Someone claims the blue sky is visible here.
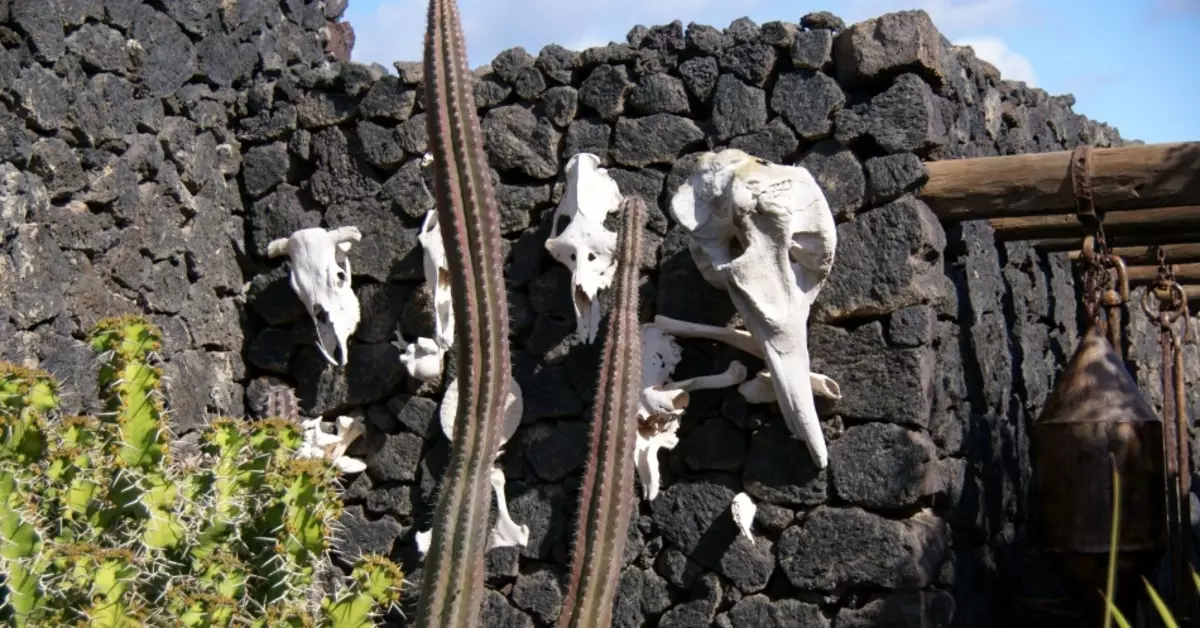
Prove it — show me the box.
[343,0,1199,144]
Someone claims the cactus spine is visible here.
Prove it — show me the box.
[559,198,647,628]
[0,316,402,627]
[416,0,514,626]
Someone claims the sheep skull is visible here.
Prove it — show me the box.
[267,226,362,366]
[669,149,838,468]
[544,153,622,344]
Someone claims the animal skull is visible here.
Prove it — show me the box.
[669,148,839,468]
[395,210,453,382]
[544,153,623,344]
[638,325,748,501]
[267,226,363,366]
[436,375,529,550]
[418,209,454,349]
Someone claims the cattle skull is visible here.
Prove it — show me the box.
[267,226,363,366]
[669,149,839,468]
[544,153,623,344]
[296,415,367,474]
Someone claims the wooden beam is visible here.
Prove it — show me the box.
[921,142,1200,221]
[1126,263,1200,284]
[1066,244,1200,265]
[1035,234,1200,252]
[990,205,1200,241]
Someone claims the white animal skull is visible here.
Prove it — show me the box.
[267,226,363,366]
[544,153,623,344]
[669,149,839,468]
[637,325,748,501]
[418,209,454,349]
[437,375,529,550]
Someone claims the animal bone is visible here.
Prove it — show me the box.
[652,315,843,405]
[392,333,446,382]
[394,209,454,383]
[437,375,529,550]
[731,492,756,544]
[296,415,367,474]
[544,153,623,344]
[669,149,839,468]
[637,324,748,501]
[418,209,454,349]
[267,226,363,366]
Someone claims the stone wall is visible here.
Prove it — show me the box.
[6,2,1196,627]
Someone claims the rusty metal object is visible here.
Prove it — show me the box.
[1033,325,1167,625]
[1142,256,1195,623]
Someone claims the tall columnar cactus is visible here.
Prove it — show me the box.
[0,316,402,628]
[415,0,514,625]
[559,197,647,628]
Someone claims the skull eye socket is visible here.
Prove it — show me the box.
[336,270,346,282]
[570,253,576,261]
[587,252,596,262]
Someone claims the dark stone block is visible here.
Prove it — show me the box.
[830,422,938,509]
[578,64,634,121]
[711,74,767,141]
[743,419,827,505]
[612,114,704,167]
[771,70,844,141]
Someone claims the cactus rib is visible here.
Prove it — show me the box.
[416,0,513,626]
[559,197,647,628]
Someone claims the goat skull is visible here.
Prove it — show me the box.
[267,226,362,366]
[669,149,838,468]
[544,153,622,344]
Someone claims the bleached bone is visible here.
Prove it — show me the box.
[544,153,623,344]
[296,415,367,474]
[731,492,756,544]
[415,529,433,557]
[267,226,363,366]
[669,149,839,468]
[418,209,454,349]
[637,325,748,501]
[392,333,446,382]
[435,375,529,550]
[652,315,842,404]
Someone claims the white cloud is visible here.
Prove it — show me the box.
[954,36,1038,86]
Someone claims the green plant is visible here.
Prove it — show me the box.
[415,0,515,625]
[0,315,402,627]
[558,198,646,628]
[1102,455,1198,628]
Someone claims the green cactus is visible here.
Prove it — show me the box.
[415,0,515,626]
[0,316,403,627]
[558,197,647,628]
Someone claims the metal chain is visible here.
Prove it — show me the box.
[1071,144,1117,329]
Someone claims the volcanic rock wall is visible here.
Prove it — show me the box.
[7,2,1196,627]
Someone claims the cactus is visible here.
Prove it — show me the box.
[0,315,403,627]
[414,0,515,626]
[559,197,647,628]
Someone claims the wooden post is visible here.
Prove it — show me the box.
[1036,235,1200,252]
[920,142,1200,221]
[989,206,1200,241]
[1066,244,1200,265]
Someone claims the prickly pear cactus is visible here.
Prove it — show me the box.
[0,315,403,627]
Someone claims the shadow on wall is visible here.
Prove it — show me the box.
[0,1,1163,627]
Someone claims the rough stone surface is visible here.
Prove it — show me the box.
[0,6,1137,627]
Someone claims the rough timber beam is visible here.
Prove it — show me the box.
[989,205,1200,241]
[1065,244,1200,265]
[1124,263,1200,284]
[921,142,1200,221]
[1035,234,1200,252]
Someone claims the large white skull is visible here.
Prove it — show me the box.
[544,153,622,344]
[669,148,839,468]
[267,226,362,366]
[437,376,529,550]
